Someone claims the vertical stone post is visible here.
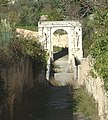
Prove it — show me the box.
[78,65,82,85]
[51,28,54,61]
[45,27,52,81]
[68,27,74,62]
[75,26,83,59]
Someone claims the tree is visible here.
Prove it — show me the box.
[0,0,8,6]
[17,0,41,26]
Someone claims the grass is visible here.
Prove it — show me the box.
[70,87,100,120]
[53,46,62,53]
[17,25,38,31]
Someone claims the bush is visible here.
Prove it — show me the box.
[89,7,108,90]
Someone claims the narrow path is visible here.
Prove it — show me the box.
[46,52,85,120]
[46,54,74,119]
[46,85,73,120]
[51,54,73,86]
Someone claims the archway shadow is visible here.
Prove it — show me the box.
[53,47,68,61]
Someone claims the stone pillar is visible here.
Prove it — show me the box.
[45,27,52,81]
[74,26,83,59]
[74,66,78,80]
[38,26,48,50]
[68,27,74,62]
[78,65,82,85]
[51,28,54,61]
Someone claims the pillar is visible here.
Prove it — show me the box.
[68,27,74,62]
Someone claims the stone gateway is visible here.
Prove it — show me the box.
[38,21,83,80]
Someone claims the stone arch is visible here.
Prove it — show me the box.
[52,29,68,61]
[38,21,83,62]
[38,21,83,80]
[52,28,68,47]
[51,27,69,35]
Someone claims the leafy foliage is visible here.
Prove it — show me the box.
[0,0,8,6]
[16,0,42,26]
[0,19,47,120]
[0,19,12,32]
[0,19,47,74]
[0,0,98,28]
[0,0,108,91]
[0,34,47,75]
[11,36,47,75]
[89,6,108,90]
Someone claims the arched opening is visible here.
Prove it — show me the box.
[52,29,68,61]
[38,21,83,81]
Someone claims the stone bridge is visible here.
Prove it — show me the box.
[38,21,83,83]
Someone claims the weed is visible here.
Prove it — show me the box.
[71,87,100,120]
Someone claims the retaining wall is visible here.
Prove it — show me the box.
[0,57,46,120]
[78,57,108,120]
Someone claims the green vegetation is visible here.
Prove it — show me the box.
[88,6,108,90]
[0,1,108,120]
[78,1,108,90]
[0,18,46,70]
[0,33,47,73]
[0,0,107,90]
[0,8,48,119]
[0,0,8,6]
[53,46,62,53]
[71,87,99,120]
[0,19,47,111]
[0,0,96,30]
[11,36,47,75]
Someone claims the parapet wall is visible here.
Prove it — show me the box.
[78,57,108,120]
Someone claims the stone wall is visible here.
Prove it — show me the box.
[16,28,68,48]
[78,57,108,120]
[0,57,45,120]
[53,34,68,47]
[16,28,39,39]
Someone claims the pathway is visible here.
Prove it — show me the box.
[51,54,74,86]
[46,54,74,120]
[46,53,85,120]
[46,85,73,120]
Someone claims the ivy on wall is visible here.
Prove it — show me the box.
[89,7,108,90]
[11,36,47,75]
[0,19,47,73]
[0,19,47,120]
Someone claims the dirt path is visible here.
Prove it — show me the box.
[45,52,85,120]
[46,85,73,120]
[45,53,74,120]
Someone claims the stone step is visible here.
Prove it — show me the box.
[53,73,74,86]
[54,61,69,65]
[52,55,73,86]
[54,61,73,73]
[54,66,73,73]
